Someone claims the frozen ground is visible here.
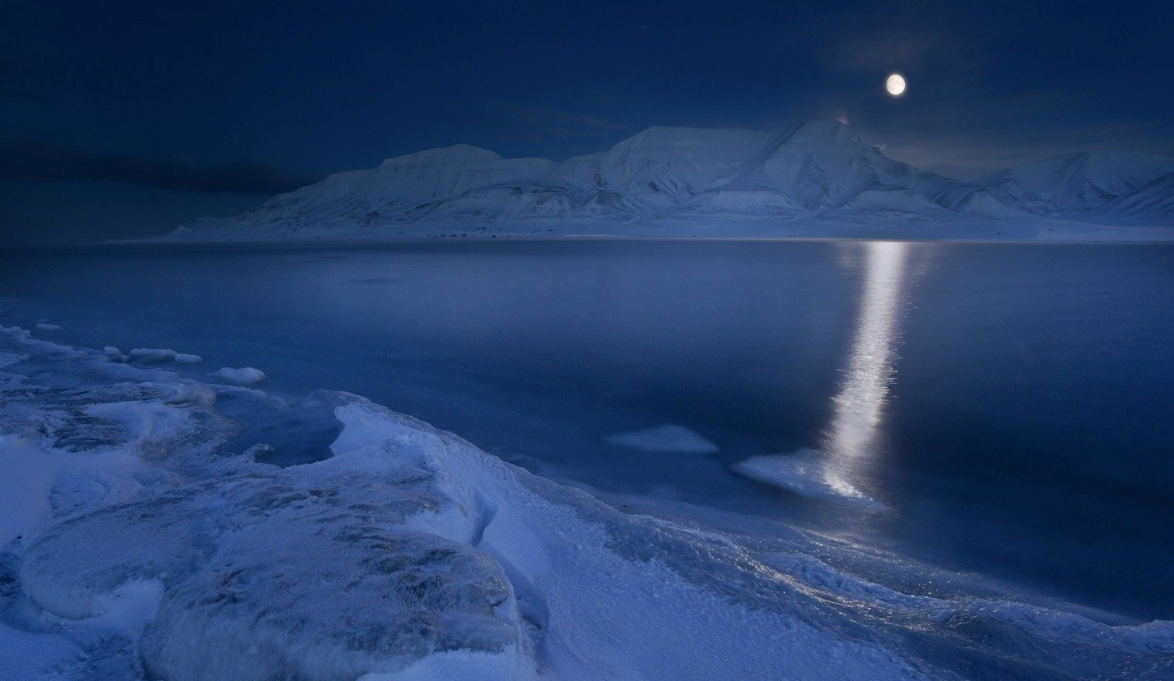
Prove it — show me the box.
[1,325,1172,680]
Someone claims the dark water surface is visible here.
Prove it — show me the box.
[3,240,1172,620]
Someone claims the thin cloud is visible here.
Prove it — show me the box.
[815,1,990,75]
[0,141,322,194]
[481,104,630,145]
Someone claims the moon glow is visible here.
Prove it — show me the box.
[886,73,906,96]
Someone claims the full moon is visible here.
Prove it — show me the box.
[886,73,906,96]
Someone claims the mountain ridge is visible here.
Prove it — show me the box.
[165,121,1174,241]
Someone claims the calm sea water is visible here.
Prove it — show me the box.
[3,240,1172,620]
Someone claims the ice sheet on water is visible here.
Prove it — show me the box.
[732,449,884,510]
[603,423,719,453]
[34,323,63,331]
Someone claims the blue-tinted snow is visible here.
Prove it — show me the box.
[1,326,1172,680]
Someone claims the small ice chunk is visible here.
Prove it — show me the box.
[35,323,63,331]
[212,367,266,385]
[173,353,203,364]
[733,449,884,510]
[128,348,177,363]
[604,424,719,454]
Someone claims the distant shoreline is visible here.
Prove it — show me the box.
[4,232,1174,256]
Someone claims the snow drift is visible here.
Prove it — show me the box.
[2,325,1173,681]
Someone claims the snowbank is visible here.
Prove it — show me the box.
[1,325,1171,681]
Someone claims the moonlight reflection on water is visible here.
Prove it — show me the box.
[733,241,912,509]
[822,240,910,504]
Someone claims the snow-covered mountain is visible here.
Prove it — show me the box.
[166,121,1174,241]
[975,151,1174,216]
[1082,171,1174,226]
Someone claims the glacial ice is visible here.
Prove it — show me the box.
[1,324,1172,681]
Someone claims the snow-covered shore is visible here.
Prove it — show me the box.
[2,325,1172,680]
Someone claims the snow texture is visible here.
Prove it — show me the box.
[212,366,266,384]
[124,348,202,365]
[126,348,177,363]
[2,324,1173,681]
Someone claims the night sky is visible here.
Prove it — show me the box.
[2,0,1172,244]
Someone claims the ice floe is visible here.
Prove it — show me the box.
[127,348,177,363]
[733,449,884,510]
[212,367,266,384]
[119,348,203,365]
[603,424,719,454]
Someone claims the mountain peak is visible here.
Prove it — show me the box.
[379,144,502,167]
[978,149,1174,213]
[163,121,1174,240]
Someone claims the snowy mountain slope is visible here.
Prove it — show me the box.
[1082,171,1174,225]
[165,123,1174,241]
[975,151,1174,216]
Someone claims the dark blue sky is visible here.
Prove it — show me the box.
[2,0,1172,243]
